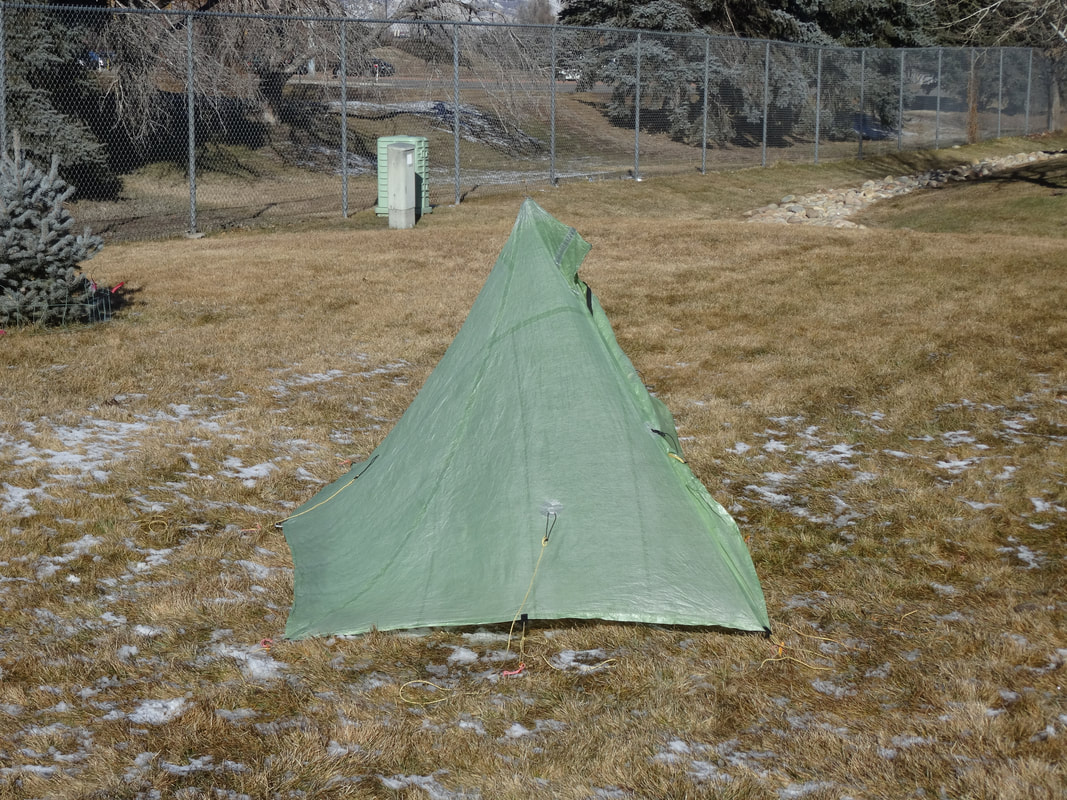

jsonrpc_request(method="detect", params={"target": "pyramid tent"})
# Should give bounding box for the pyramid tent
[283,200,770,639]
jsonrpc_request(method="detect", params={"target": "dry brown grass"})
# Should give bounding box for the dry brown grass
[1,135,1065,799]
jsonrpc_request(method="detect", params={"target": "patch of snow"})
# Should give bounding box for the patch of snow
[378,771,478,799]
[1030,497,1066,513]
[547,649,610,672]
[1,483,53,517]
[811,679,856,699]
[997,542,1043,569]
[446,646,480,665]
[235,560,274,580]
[652,739,693,764]
[865,662,891,679]
[779,782,834,799]
[212,644,286,681]
[462,629,510,644]
[216,708,258,723]
[804,443,858,465]
[128,697,189,725]
[941,431,975,444]
[457,716,486,735]
[689,760,730,782]
[327,740,361,756]
[891,735,932,747]
[162,755,216,775]
[746,485,792,506]
[936,458,978,474]
[117,645,139,662]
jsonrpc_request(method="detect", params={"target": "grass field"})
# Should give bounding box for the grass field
[1,134,1065,799]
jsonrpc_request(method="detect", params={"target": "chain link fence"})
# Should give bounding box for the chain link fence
[2,2,1061,240]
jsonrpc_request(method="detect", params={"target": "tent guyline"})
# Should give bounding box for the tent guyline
[274,455,378,529]
[282,199,770,639]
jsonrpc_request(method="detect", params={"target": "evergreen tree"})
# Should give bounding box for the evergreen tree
[2,1,118,198]
[559,0,933,46]
[0,134,105,328]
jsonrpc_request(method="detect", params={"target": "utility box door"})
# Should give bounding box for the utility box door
[387,143,416,229]
[376,136,430,217]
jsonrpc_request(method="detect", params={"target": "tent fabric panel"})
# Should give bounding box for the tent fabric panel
[283,200,770,639]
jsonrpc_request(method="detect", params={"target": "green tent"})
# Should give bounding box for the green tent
[283,200,770,638]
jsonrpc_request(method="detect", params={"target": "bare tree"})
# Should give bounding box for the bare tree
[98,0,350,148]
[390,0,505,23]
[932,0,1067,51]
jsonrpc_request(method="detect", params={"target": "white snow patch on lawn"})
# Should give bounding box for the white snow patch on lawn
[220,458,279,487]
[936,458,978,474]
[779,782,834,798]
[746,485,792,506]
[212,644,286,681]
[235,559,274,580]
[504,722,532,738]
[378,771,477,799]
[216,708,258,723]
[446,646,480,665]
[547,649,610,672]
[1,483,53,517]
[1030,497,1066,513]
[811,679,856,699]
[804,443,858,465]
[128,697,189,724]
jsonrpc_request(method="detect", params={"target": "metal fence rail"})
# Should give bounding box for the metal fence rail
[1,3,1061,239]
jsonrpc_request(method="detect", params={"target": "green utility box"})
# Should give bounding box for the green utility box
[375,136,431,217]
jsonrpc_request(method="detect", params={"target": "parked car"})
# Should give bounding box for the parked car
[79,50,113,71]
[333,57,395,79]
[852,113,893,141]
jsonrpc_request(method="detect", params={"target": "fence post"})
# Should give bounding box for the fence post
[186,13,197,235]
[857,48,865,159]
[935,48,941,148]
[453,23,460,205]
[813,48,822,164]
[550,24,557,185]
[339,20,348,218]
[761,40,769,167]
[897,49,905,152]
[968,48,977,143]
[1024,48,1032,135]
[700,37,709,175]
[633,32,641,180]
[997,48,1003,138]
[1049,55,1056,133]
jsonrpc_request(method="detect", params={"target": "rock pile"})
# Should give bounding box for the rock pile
[743,150,1065,228]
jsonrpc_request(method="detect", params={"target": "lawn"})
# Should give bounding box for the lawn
[1,135,1064,799]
